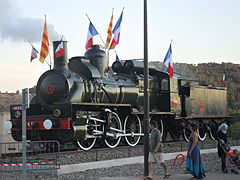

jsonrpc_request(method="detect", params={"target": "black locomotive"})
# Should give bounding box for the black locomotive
[8,41,231,150]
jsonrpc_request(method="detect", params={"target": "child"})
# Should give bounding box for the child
[232,149,240,169]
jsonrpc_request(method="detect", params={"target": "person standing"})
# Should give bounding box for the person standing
[217,123,229,173]
[186,124,206,179]
[147,120,170,179]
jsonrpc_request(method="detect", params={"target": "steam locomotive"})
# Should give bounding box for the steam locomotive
[7,41,231,150]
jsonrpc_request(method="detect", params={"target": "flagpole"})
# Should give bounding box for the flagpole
[48,47,52,70]
[44,59,50,67]
[85,14,106,48]
[25,40,34,48]
[25,40,51,67]
[113,49,119,58]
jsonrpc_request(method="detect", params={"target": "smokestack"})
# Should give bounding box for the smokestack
[53,41,68,69]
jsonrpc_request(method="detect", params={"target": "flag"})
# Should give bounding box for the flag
[30,46,38,62]
[105,11,113,49]
[116,54,120,62]
[55,40,64,58]
[221,72,226,84]
[163,44,174,78]
[39,16,49,63]
[109,10,123,49]
[85,22,99,50]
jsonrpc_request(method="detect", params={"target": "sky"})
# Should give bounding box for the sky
[0,0,239,92]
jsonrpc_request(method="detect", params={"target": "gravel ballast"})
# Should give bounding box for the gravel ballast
[1,139,239,179]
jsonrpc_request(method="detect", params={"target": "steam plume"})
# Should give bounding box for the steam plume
[0,0,61,43]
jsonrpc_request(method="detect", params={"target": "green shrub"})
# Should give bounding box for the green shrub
[230,122,240,140]
[230,122,240,132]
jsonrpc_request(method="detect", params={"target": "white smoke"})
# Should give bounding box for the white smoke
[0,0,61,43]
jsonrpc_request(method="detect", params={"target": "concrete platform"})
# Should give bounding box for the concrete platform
[98,172,240,180]
[58,145,240,175]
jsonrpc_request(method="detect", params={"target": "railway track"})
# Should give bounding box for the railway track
[58,138,240,165]
[2,138,239,166]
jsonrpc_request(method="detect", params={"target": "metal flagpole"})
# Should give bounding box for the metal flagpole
[44,58,51,68]
[48,46,52,70]
[25,40,34,48]
[143,0,150,178]
[25,40,51,68]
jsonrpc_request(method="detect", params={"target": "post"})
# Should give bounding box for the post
[22,88,29,180]
[143,0,149,177]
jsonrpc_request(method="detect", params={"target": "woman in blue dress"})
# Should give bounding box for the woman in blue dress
[186,124,206,179]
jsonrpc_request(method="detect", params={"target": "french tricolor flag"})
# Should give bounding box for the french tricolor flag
[30,46,38,62]
[116,54,121,63]
[221,72,226,84]
[55,40,64,58]
[163,43,174,78]
[85,22,98,50]
[109,10,123,49]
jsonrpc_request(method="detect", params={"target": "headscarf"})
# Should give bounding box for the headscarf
[218,123,228,134]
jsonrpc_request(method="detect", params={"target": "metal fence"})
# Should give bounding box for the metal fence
[0,140,60,172]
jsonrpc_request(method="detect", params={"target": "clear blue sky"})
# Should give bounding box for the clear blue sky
[0,0,239,92]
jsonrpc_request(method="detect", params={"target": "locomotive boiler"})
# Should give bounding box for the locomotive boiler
[8,41,231,150]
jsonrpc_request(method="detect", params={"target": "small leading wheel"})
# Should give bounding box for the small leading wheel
[76,118,97,151]
[76,138,96,151]
[104,111,122,148]
[124,114,142,147]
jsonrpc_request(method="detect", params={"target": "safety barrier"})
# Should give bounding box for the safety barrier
[171,153,186,175]
[0,140,60,172]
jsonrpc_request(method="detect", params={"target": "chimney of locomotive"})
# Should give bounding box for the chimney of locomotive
[84,45,108,77]
[53,41,68,70]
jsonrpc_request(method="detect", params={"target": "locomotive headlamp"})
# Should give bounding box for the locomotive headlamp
[5,120,12,130]
[43,119,53,129]
[14,110,21,118]
[53,109,61,117]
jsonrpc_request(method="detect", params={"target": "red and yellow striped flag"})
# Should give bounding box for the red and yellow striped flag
[39,16,49,63]
[105,10,113,49]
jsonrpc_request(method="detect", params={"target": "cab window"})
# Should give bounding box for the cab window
[161,79,169,90]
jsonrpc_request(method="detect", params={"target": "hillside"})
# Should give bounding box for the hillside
[153,62,240,114]
[0,87,36,112]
